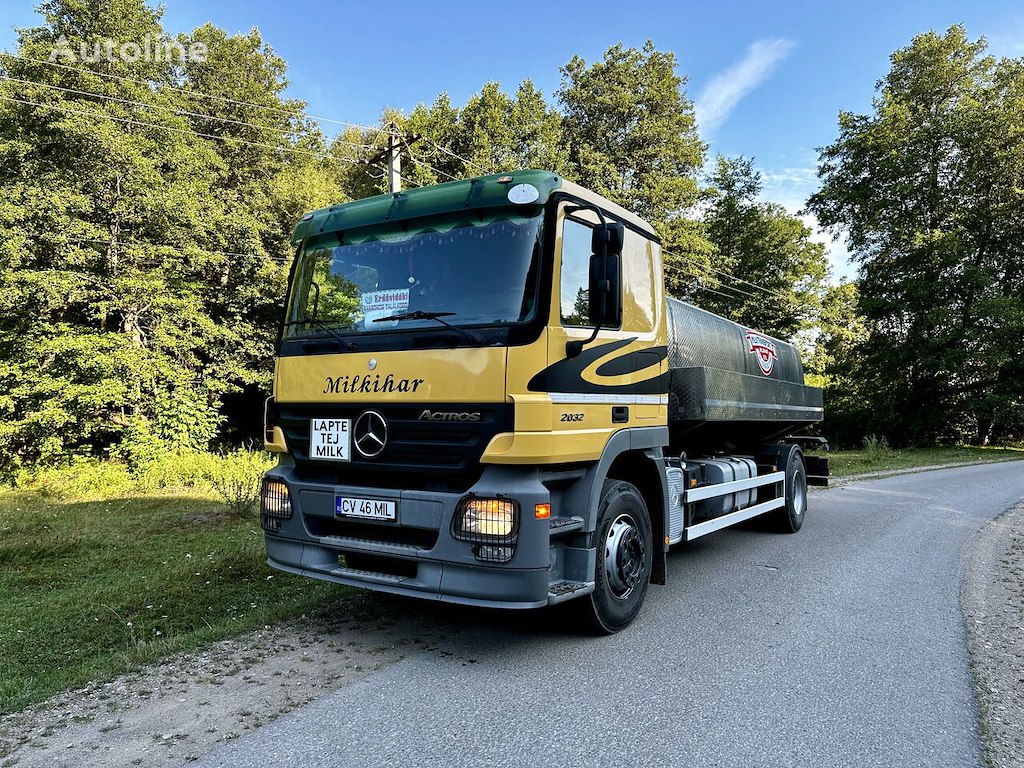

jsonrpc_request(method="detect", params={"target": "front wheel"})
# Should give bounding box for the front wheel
[578,480,653,634]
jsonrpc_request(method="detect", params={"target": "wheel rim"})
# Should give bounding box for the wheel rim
[604,513,645,599]
[793,471,806,518]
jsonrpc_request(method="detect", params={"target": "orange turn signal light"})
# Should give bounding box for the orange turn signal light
[534,503,551,519]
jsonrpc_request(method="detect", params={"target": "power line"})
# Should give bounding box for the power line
[0,94,367,171]
[671,249,792,303]
[3,54,483,188]
[676,267,766,303]
[0,75,374,149]
[419,135,491,175]
[1,52,384,136]
[21,231,291,262]
[687,284,752,306]
[1,94,427,204]
[405,143,461,183]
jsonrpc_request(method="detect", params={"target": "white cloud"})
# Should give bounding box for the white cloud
[695,39,796,136]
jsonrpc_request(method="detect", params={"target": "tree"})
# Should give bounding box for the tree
[696,156,829,340]
[802,282,872,445]
[558,41,705,225]
[0,0,339,477]
[367,79,566,191]
[557,41,711,297]
[807,26,1024,444]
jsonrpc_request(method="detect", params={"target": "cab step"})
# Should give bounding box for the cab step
[548,515,584,534]
[547,579,595,605]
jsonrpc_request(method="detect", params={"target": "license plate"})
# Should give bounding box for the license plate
[336,496,397,521]
[309,418,350,462]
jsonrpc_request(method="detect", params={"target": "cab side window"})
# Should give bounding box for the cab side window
[560,218,592,326]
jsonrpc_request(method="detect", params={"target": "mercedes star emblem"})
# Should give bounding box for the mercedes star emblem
[353,410,388,458]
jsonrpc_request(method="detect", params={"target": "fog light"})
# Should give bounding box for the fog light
[453,497,518,542]
[261,479,292,519]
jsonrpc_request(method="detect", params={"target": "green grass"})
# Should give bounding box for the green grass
[810,444,1024,478]
[0,488,350,716]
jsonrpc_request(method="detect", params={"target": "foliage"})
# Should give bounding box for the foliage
[860,434,892,464]
[557,41,705,226]
[0,0,342,478]
[557,42,713,295]
[808,25,1024,445]
[804,281,873,446]
[205,449,273,517]
[694,155,829,339]
[31,455,137,500]
[811,444,1024,478]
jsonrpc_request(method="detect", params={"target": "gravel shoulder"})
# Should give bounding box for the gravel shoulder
[963,501,1024,768]
[2,467,1022,768]
[0,593,461,768]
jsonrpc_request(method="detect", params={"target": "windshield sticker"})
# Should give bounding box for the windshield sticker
[362,289,409,314]
[361,289,410,327]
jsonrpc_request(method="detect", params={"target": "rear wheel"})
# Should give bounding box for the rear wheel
[578,480,653,634]
[773,448,807,533]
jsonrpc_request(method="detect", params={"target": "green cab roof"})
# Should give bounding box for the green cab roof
[290,170,564,245]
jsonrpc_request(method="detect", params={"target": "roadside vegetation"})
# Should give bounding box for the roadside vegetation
[0,452,349,717]
[812,441,1024,479]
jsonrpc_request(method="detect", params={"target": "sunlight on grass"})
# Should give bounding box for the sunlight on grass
[810,445,1024,478]
[0,489,349,716]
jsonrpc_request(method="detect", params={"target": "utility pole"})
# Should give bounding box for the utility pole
[386,122,401,193]
[366,123,420,194]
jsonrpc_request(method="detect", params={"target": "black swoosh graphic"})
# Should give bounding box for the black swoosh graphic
[595,345,667,376]
[527,338,669,396]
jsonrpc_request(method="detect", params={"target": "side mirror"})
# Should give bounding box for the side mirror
[591,221,625,257]
[588,222,624,326]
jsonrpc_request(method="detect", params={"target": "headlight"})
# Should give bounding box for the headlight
[261,479,292,519]
[453,497,518,542]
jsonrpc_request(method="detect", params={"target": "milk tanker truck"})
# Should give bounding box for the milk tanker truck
[260,170,828,633]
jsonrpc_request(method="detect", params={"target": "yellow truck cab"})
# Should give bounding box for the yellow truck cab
[261,170,826,633]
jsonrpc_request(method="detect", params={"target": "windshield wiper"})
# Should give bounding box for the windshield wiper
[373,310,486,345]
[282,319,357,351]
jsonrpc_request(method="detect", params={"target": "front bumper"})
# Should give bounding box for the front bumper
[262,463,588,609]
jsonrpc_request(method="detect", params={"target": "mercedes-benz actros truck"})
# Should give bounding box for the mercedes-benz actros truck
[260,170,827,633]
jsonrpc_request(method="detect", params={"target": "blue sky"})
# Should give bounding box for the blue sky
[3,0,1024,280]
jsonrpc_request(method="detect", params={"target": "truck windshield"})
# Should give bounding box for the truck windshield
[284,208,544,340]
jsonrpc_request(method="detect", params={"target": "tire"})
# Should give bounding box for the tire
[773,448,807,533]
[578,480,653,634]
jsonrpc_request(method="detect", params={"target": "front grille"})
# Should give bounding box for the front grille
[278,402,513,492]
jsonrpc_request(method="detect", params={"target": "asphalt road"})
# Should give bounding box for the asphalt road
[195,461,1024,768]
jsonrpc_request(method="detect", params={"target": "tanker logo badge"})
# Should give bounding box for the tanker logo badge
[745,330,778,376]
